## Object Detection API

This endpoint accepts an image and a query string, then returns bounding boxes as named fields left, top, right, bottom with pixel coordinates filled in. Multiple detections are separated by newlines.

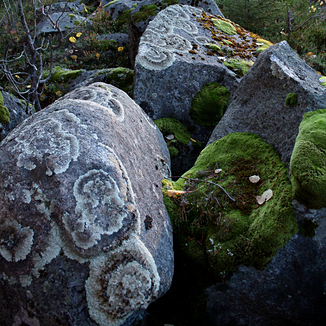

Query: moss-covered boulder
left=163, top=132, right=298, bottom=279
left=290, top=109, right=326, bottom=209
left=190, top=82, right=230, bottom=129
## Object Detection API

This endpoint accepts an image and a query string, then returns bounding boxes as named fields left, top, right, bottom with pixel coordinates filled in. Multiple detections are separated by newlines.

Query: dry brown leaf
left=249, top=175, right=260, bottom=183
left=256, top=189, right=273, bottom=205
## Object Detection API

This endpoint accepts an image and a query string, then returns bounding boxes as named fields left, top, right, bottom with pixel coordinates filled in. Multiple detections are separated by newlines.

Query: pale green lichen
left=205, top=43, right=221, bottom=51
left=285, top=93, right=298, bottom=107
left=163, top=132, right=298, bottom=279
left=290, top=109, right=326, bottom=208
left=319, top=76, right=326, bottom=86
left=257, top=38, right=273, bottom=53
left=0, top=91, right=10, bottom=125
left=211, top=18, right=237, bottom=35
left=103, top=0, right=120, bottom=8
left=190, top=82, right=230, bottom=129
left=224, top=59, right=254, bottom=76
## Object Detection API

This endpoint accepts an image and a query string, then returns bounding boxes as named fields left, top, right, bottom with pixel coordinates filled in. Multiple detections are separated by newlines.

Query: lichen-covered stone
left=209, top=41, right=326, bottom=165
left=134, top=5, right=270, bottom=133
left=0, top=83, right=173, bottom=326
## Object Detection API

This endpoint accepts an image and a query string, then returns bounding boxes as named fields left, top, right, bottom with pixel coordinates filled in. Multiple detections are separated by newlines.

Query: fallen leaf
left=166, top=190, right=187, bottom=198
left=215, top=169, right=222, bottom=174
left=256, top=189, right=273, bottom=205
left=249, top=175, right=260, bottom=183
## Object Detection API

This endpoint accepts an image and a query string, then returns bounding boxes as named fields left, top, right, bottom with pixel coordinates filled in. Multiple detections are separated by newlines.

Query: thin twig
left=172, top=176, right=236, bottom=202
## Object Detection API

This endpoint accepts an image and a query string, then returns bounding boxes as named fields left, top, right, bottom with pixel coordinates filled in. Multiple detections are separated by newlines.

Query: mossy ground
left=132, top=4, right=158, bottom=23
left=190, top=82, right=230, bottom=129
left=163, top=132, right=298, bottom=280
left=154, top=117, right=201, bottom=158
left=44, top=67, right=82, bottom=83
left=290, top=109, right=326, bottom=208
left=0, top=92, right=10, bottom=125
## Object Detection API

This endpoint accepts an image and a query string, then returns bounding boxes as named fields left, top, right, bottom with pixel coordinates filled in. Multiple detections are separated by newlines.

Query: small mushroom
left=249, top=175, right=260, bottom=183
left=165, top=134, right=174, bottom=141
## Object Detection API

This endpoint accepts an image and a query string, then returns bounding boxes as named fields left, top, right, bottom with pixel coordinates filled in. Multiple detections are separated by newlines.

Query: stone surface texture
left=206, top=204, right=326, bottom=325
left=0, top=83, right=173, bottom=326
left=0, top=91, right=33, bottom=142
left=133, top=5, right=266, bottom=130
left=208, top=41, right=326, bottom=165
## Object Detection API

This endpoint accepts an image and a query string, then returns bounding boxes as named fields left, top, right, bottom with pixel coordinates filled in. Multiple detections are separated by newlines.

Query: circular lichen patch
left=163, top=132, right=298, bottom=279
left=290, top=109, right=326, bottom=208
left=190, top=83, right=230, bottom=129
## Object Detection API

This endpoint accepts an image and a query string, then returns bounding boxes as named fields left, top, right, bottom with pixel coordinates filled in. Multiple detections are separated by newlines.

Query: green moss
left=285, top=93, right=298, bottom=107
left=0, top=92, right=10, bottom=125
left=163, top=132, right=298, bottom=279
left=290, top=109, right=326, bottom=209
left=95, top=67, right=133, bottom=96
left=132, top=4, right=158, bottom=23
left=116, top=8, right=134, bottom=26
left=224, top=59, right=254, bottom=76
left=190, top=82, right=230, bottom=129
left=162, top=0, right=179, bottom=6
left=44, top=67, right=82, bottom=83
left=223, top=40, right=233, bottom=45
left=319, top=76, right=326, bottom=86
left=211, top=18, right=237, bottom=35
left=154, top=117, right=192, bottom=158
left=256, top=38, right=273, bottom=53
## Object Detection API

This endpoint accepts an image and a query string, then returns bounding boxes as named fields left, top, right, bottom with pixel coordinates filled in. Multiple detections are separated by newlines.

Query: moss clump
left=44, top=67, right=82, bottom=83
left=256, top=38, right=273, bottom=53
left=163, top=132, right=297, bottom=279
left=211, top=18, right=237, bottom=35
left=116, top=8, right=134, bottom=26
left=190, top=82, right=230, bottom=129
left=205, top=43, right=221, bottom=51
left=290, top=109, right=326, bottom=209
left=285, top=93, right=298, bottom=107
left=95, top=67, right=133, bottom=96
left=154, top=117, right=193, bottom=158
left=162, top=0, right=179, bottom=6
left=224, top=59, right=254, bottom=76
left=319, top=76, right=326, bottom=86
left=0, top=92, right=10, bottom=125
left=132, top=4, right=158, bottom=23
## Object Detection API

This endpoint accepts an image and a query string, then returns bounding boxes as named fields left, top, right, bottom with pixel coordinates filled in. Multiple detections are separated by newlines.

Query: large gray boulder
left=0, top=83, right=173, bottom=326
left=133, top=5, right=265, bottom=131
left=208, top=40, right=326, bottom=165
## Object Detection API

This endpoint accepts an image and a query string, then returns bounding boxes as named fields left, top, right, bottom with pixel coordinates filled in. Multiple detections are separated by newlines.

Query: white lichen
left=85, top=236, right=160, bottom=326
left=0, top=219, right=34, bottom=262
left=13, top=110, right=79, bottom=175
left=137, top=43, right=175, bottom=71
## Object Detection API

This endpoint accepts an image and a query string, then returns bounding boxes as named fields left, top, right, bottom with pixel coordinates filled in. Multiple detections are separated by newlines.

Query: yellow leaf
left=14, top=75, right=20, bottom=79
left=96, top=53, right=100, bottom=59
left=69, top=36, right=76, bottom=43
left=56, top=90, right=62, bottom=96
left=118, top=46, right=124, bottom=52
left=84, top=6, right=88, bottom=12
left=76, top=32, right=82, bottom=38
left=166, top=190, right=187, bottom=198
left=26, top=85, right=31, bottom=89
